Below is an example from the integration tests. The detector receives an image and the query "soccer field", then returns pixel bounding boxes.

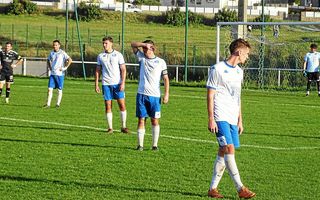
[0,77,319,199]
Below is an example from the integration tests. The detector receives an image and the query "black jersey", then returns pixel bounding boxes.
[0,50,21,73]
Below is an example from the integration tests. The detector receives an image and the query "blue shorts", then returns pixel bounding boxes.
[136,93,161,118]
[48,75,64,90]
[102,84,125,101]
[216,121,240,148]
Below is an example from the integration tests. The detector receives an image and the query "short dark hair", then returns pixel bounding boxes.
[229,38,251,55]
[6,41,13,46]
[143,40,154,46]
[102,36,113,43]
[310,43,317,49]
[53,40,61,44]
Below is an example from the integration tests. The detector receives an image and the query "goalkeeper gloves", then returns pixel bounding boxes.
[303,70,307,77]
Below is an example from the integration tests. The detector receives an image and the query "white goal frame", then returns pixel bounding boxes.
[216,21,320,64]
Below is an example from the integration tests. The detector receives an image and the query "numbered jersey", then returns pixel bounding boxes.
[206,61,243,125]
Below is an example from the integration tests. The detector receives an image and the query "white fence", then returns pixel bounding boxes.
[14,57,304,87]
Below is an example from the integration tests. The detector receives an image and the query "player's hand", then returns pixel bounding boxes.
[303,70,307,77]
[208,118,218,134]
[162,94,169,104]
[145,43,155,51]
[119,82,125,91]
[61,67,68,71]
[11,64,16,68]
[95,85,100,93]
[238,121,244,135]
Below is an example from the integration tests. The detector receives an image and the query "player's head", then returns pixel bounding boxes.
[5,42,13,52]
[310,43,317,52]
[52,40,61,52]
[102,36,113,51]
[142,40,155,54]
[229,38,251,64]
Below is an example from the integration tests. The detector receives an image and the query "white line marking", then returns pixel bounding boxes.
[1,117,319,151]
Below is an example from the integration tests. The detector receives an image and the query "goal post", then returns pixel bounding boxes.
[216,21,320,89]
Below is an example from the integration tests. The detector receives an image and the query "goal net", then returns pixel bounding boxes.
[216,21,320,89]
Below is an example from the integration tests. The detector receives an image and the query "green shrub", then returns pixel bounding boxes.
[75,2,102,22]
[213,7,238,24]
[6,0,38,15]
[164,7,204,26]
[134,0,161,6]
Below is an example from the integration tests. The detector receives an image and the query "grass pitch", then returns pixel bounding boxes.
[0,77,319,199]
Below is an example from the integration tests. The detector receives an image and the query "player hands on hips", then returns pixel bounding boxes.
[95,36,129,134]
[0,41,22,104]
[206,39,256,199]
[44,40,72,108]
[131,40,169,151]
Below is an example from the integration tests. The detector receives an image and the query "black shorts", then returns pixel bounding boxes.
[307,72,319,81]
[0,71,14,83]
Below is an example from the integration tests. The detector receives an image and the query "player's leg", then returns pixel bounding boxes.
[45,75,55,107]
[114,84,128,133]
[0,71,4,96]
[306,73,312,96]
[5,80,11,103]
[315,72,320,96]
[102,85,113,133]
[149,96,161,150]
[136,93,147,150]
[208,148,225,198]
[56,76,64,107]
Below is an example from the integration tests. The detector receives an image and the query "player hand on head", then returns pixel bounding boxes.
[208,118,218,134]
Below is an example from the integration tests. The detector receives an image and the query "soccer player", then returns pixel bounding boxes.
[303,43,320,96]
[44,40,72,108]
[0,42,22,104]
[206,38,256,199]
[131,40,169,151]
[95,36,129,134]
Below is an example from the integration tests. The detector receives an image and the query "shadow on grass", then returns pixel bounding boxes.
[0,174,205,198]
[0,137,136,151]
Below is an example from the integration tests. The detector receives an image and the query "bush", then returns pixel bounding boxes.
[75,2,102,22]
[6,0,38,15]
[134,0,161,6]
[252,14,273,23]
[164,7,204,26]
[213,7,238,24]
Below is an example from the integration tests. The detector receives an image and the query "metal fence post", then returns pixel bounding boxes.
[278,70,281,87]
[22,57,27,76]
[176,65,179,82]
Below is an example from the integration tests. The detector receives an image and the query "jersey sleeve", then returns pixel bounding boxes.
[96,55,102,69]
[304,54,308,62]
[161,59,168,76]
[206,65,219,90]
[118,52,125,65]
[136,50,144,62]
[63,51,70,61]
[13,52,21,60]
[47,52,52,61]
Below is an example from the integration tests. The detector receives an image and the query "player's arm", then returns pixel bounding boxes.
[119,63,126,91]
[207,88,218,134]
[12,54,22,68]
[162,74,169,104]
[95,65,101,93]
[47,59,52,71]
[62,57,72,71]
[238,103,243,135]
[131,42,154,54]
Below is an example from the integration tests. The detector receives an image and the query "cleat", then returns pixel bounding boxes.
[121,127,130,134]
[106,128,113,134]
[152,146,159,151]
[43,104,50,108]
[208,188,224,198]
[55,104,60,108]
[136,145,143,151]
[306,91,310,96]
[5,98,9,104]
[238,186,256,199]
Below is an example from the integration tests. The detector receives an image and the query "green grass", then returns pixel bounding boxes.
[0,77,319,199]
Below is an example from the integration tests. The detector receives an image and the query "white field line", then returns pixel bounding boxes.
[1,117,319,151]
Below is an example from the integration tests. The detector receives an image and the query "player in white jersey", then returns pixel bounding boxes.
[95,36,129,134]
[0,42,22,104]
[44,40,72,108]
[303,43,320,96]
[131,40,169,151]
[206,39,255,199]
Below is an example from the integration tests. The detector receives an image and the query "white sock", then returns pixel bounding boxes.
[47,88,53,106]
[225,154,243,191]
[120,110,127,128]
[57,89,63,106]
[152,125,160,147]
[210,155,226,189]
[137,128,145,147]
[105,112,113,129]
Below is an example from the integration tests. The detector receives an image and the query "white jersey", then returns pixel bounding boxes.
[206,61,243,125]
[304,52,320,73]
[97,50,125,86]
[48,49,70,76]
[136,51,167,97]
